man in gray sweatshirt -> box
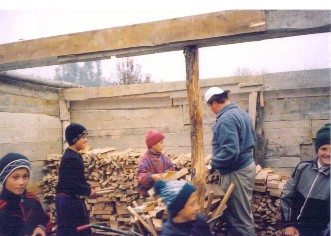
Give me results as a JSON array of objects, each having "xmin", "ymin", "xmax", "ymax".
[{"xmin": 205, "ymin": 87, "xmax": 257, "ymax": 236}]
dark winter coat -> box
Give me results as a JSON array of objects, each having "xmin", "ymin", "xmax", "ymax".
[
  {"xmin": 0, "ymin": 188, "xmax": 52, "ymax": 236},
  {"xmin": 55, "ymin": 148, "xmax": 91, "ymax": 196}
]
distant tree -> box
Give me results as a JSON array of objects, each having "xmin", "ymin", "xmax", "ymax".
[
  {"xmin": 110, "ymin": 58, "xmax": 153, "ymax": 85},
  {"xmin": 54, "ymin": 61, "xmax": 103, "ymax": 87},
  {"xmin": 55, "ymin": 63, "xmax": 80, "ymax": 84},
  {"xmin": 54, "ymin": 58, "xmax": 153, "ymax": 86},
  {"xmin": 234, "ymin": 66, "xmax": 268, "ymax": 76},
  {"xmin": 234, "ymin": 67, "xmax": 252, "ymax": 76}
]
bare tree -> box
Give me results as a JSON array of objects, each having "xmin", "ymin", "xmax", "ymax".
[
  {"xmin": 110, "ymin": 58, "xmax": 153, "ymax": 85},
  {"xmin": 234, "ymin": 67, "xmax": 252, "ymax": 76},
  {"xmin": 234, "ymin": 66, "xmax": 268, "ymax": 76}
]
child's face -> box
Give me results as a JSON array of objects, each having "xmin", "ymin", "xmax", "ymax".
[
  {"xmin": 75, "ymin": 134, "xmax": 88, "ymax": 151},
  {"xmin": 151, "ymin": 139, "xmax": 164, "ymax": 152},
  {"xmin": 176, "ymin": 191, "xmax": 200, "ymax": 222},
  {"xmin": 5, "ymin": 168, "xmax": 30, "ymax": 195},
  {"xmin": 318, "ymin": 144, "xmax": 330, "ymax": 167}
]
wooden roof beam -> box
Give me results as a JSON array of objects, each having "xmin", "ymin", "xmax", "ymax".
[{"xmin": 0, "ymin": 10, "xmax": 330, "ymax": 71}]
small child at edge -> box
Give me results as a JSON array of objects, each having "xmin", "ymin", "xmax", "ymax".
[
  {"xmin": 154, "ymin": 180, "xmax": 213, "ymax": 236},
  {"xmin": 0, "ymin": 153, "xmax": 52, "ymax": 236}
]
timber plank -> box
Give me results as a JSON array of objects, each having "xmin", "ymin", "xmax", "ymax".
[
  {"xmin": 71, "ymin": 107, "xmax": 184, "ymax": 130},
  {"xmin": 71, "ymin": 96, "xmax": 172, "ymax": 111},
  {"xmin": 0, "ymin": 94, "xmax": 59, "ymax": 116},
  {"xmin": 0, "ymin": 11, "xmax": 266, "ymax": 71}
]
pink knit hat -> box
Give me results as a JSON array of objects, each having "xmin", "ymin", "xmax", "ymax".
[{"xmin": 145, "ymin": 130, "xmax": 165, "ymax": 148}]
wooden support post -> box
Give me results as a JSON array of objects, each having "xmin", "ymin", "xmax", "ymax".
[
  {"xmin": 249, "ymin": 91, "xmax": 258, "ymax": 129},
  {"xmin": 59, "ymin": 97, "xmax": 70, "ymax": 152},
  {"xmin": 184, "ymin": 45, "xmax": 206, "ymax": 213}
]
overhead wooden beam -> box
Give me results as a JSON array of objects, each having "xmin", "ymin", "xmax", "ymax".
[
  {"xmin": 0, "ymin": 10, "xmax": 266, "ymax": 71},
  {"xmin": 0, "ymin": 10, "xmax": 330, "ymax": 72}
]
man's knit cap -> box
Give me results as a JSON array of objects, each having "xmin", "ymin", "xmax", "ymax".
[
  {"xmin": 154, "ymin": 180, "xmax": 195, "ymax": 218},
  {"xmin": 145, "ymin": 130, "xmax": 165, "ymax": 148},
  {"xmin": 315, "ymin": 123, "xmax": 330, "ymax": 153},
  {"xmin": 65, "ymin": 123, "xmax": 88, "ymax": 146},
  {"xmin": 0, "ymin": 153, "xmax": 31, "ymax": 186}
]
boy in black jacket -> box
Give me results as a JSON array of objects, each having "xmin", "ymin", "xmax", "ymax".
[
  {"xmin": 55, "ymin": 123, "xmax": 96, "ymax": 236},
  {"xmin": 0, "ymin": 152, "xmax": 52, "ymax": 236},
  {"xmin": 154, "ymin": 180, "xmax": 212, "ymax": 236}
]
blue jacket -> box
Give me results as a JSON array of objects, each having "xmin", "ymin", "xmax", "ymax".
[{"xmin": 211, "ymin": 102, "xmax": 256, "ymax": 174}]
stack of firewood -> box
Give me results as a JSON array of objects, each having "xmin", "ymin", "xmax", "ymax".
[
  {"xmin": 40, "ymin": 154, "xmax": 61, "ymax": 222},
  {"xmin": 40, "ymin": 148, "xmax": 291, "ymax": 235},
  {"xmin": 40, "ymin": 147, "xmax": 143, "ymax": 228},
  {"xmin": 40, "ymin": 147, "xmax": 222, "ymax": 233},
  {"xmin": 252, "ymin": 165, "xmax": 290, "ymax": 236},
  {"xmin": 254, "ymin": 165, "xmax": 290, "ymax": 197},
  {"xmin": 127, "ymin": 173, "xmax": 227, "ymax": 236},
  {"xmin": 252, "ymin": 192, "xmax": 282, "ymax": 236}
]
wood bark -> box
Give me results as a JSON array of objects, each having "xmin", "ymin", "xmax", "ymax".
[{"xmin": 184, "ymin": 45, "xmax": 206, "ymax": 213}]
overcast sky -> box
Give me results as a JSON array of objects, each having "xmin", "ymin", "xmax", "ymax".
[{"xmin": 0, "ymin": 1, "xmax": 330, "ymax": 82}]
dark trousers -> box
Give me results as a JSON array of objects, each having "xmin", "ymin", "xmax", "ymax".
[{"xmin": 55, "ymin": 194, "xmax": 91, "ymax": 236}]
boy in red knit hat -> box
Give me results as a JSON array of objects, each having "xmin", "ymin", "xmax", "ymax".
[{"xmin": 137, "ymin": 130, "xmax": 175, "ymax": 196}]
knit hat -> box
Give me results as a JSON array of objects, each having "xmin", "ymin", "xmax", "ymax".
[
  {"xmin": 315, "ymin": 123, "xmax": 330, "ymax": 153},
  {"xmin": 65, "ymin": 123, "xmax": 88, "ymax": 146},
  {"xmin": 0, "ymin": 153, "xmax": 31, "ymax": 186},
  {"xmin": 154, "ymin": 180, "xmax": 196, "ymax": 218},
  {"xmin": 145, "ymin": 130, "xmax": 165, "ymax": 148}
]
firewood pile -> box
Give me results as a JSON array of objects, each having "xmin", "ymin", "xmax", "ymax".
[
  {"xmin": 41, "ymin": 147, "xmax": 143, "ymax": 229},
  {"xmin": 40, "ymin": 147, "xmax": 290, "ymax": 235},
  {"xmin": 252, "ymin": 166, "xmax": 290, "ymax": 236},
  {"xmin": 40, "ymin": 148, "xmax": 222, "ymax": 234}
]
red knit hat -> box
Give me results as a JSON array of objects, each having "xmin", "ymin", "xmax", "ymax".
[{"xmin": 145, "ymin": 130, "xmax": 165, "ymax": 148}]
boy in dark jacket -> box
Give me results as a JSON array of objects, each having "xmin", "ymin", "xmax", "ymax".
[
  {"xmin": 280, "ymin": 124, "xmax": 330, "ymax": 236},
  {"xmin": 0, "ymin": 152, "xmax": 52, "ymax": 236},
  {"xmin": 137, "ymin": 130, "xmax": 174, "ymax": 196},
  {"xmin": 55, "ymin": 123, "xmax": 96, "ymax": 236},
  {"xmin": 154, "ymin": 180, "xmax": 212, "ymax": 236}
]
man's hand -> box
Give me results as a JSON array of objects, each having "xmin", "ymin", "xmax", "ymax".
[
  {"xmin": 32, "ymin": 226, "xmax": 46, "ymax": 236},
  {"xmin": 284, "ymin": 226, "xmax": 300, "ymax": 236}
]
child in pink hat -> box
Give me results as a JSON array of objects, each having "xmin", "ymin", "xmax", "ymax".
[{"xmin": 136, "ymin": 130, "xmax": 175, "ymax": 196}]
